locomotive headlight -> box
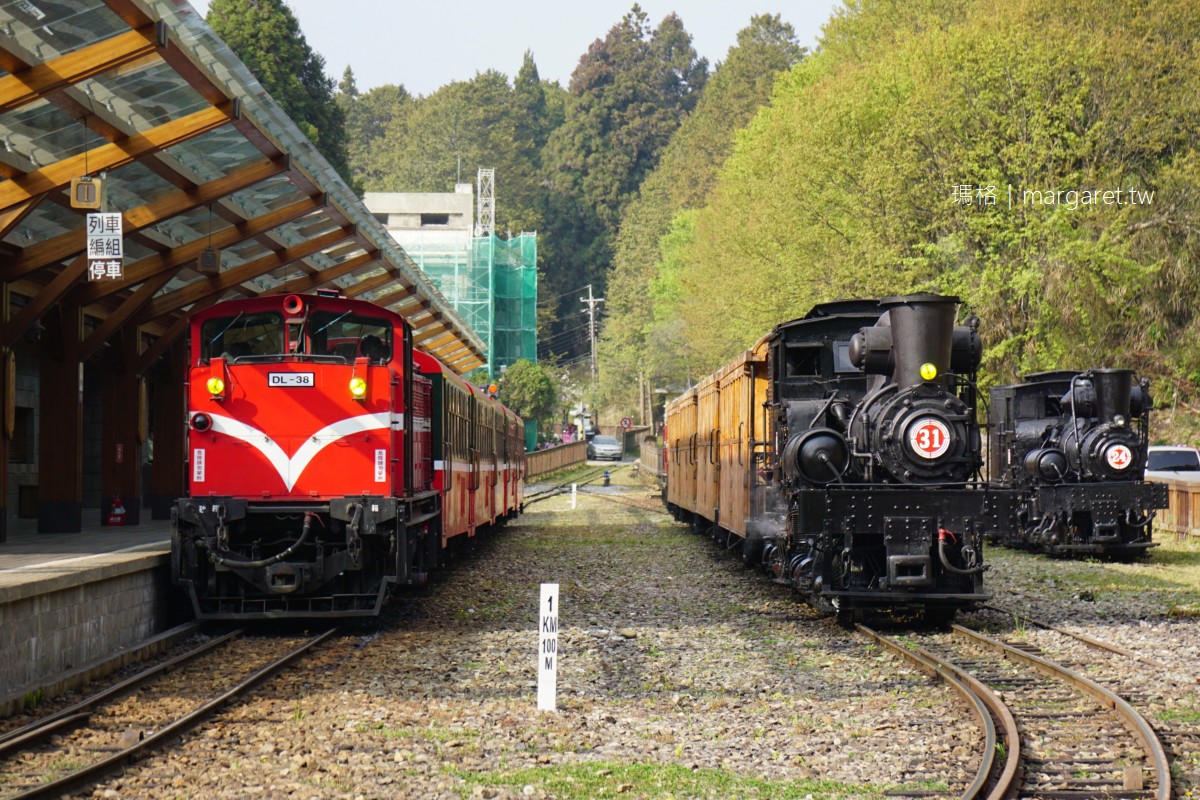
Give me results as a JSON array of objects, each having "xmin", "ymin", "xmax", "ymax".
[
  {"xmin": 919, "ymin": 362, "xmax": 938, "ymax": 381},
  {"xmin": 1113, "ymin": 414, "xmax": 1126, "ymax": 427},
  {"xmin": 206, "ymin": 377, "xmax": 225, "ymax": 396},
  {"xmin": 349, "ymin": 376, "xmax": 368, "ymax": 399}
]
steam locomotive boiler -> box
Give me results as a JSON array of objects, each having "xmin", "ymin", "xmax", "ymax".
[
  {"xmin": 988, "ymin": 369, "xmax": 1167, "ymax": 558},
  {"xmin": 665, "ymin": 293, "xmax": 1013, "ymax": 623}
]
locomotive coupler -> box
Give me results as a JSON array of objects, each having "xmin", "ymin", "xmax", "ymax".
[
  {"xmin": 345, "ymin": 502, "xmax": 364, "ymax": 566},
  {"xmin": 216, "ymin": 503, "xmax": 229, "ymax": 552}
]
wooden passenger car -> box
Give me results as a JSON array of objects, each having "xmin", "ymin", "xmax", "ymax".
[{"xmin": 665, "ymin": 343, "xmax": 769, "ymax": 538}]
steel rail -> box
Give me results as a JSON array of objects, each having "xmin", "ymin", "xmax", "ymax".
[
  {"xmin": 858, "ymin": 624, "xmax": 1019, "ymax": 800},
  {"xmin": 982, "ymin": 603, "xmax": 1193, "ymax": 680},
  {"xmin": 9, "ymin": 627, "xmax": 339, "ymax": 800},
  {"xmin": 952, "ymin": 623, "xmax": 1171, "ymax": 800},
  {"xmin": 0, "ymin": 624, "xmax": 237, "ymax": 755},
  {"xmin": 522, "ymin": 466, "xmax": 621, "ymax": 506}
]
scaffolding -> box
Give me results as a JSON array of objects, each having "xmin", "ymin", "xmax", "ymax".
[
  {"xmin": 482, "ymin": 232, "xmax": 538, "ymax": 375},
  {"xmin": 403, "ymin": 230, "xmax": 537, "ymax": 377}
]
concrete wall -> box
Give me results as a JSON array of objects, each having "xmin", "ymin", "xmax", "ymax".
[
  {"xmin": 0, "ymin": 554, "xmax": 170, "ymax": 703},
  {"xmin": 363, "ymin": 187, "xmax": 474, "ymax": 233}
]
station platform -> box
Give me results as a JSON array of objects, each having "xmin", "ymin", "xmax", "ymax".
[{"xmin": 0, "ymin": 515, "xmax": 177, "ymax": 716}]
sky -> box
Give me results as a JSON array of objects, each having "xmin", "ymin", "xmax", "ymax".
[{"xmin": 187, "ymin": 0, "xmax": 846, "ymax": 97}]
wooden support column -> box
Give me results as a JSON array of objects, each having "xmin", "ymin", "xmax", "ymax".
[
  {"xmin": 148, "ymin": 338, "xmax": 186, "ymax": 519},
  {"xmin": 99, "ymin": 327, "xmax": 141, "ymax": 526},
  {"xmin": 37, "ymin": 305, "xmax": 83, "ymax": 533},
  {"xmin": 0, "ymin": 347, "xmax": 10, "ymax": 542}
]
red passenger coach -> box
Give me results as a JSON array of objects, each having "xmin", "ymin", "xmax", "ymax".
[{"xmin": 172, "ymin": 293, "xmax": 524, "ymax": 619}]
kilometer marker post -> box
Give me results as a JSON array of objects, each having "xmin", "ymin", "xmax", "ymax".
[{"xmin": 538, "ymin": 583, "xmax": 559, "ymax": 711}]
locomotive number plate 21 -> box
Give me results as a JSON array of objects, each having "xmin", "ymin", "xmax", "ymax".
[{"xmin": 268, "ymin": 372, "xmax": 314, "ymax": 387}]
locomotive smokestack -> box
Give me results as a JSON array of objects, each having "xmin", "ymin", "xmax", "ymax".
[
  {"xmin": 878, "ymin": 293, "xmax": 958, "ymax": 389},
  {"xmin": 1089, "ymin": 368, "xmax": 1134, "ymax": 422}
]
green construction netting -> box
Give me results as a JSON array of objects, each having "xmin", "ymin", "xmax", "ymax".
[{"xmin": 409, "ymin": 232, "xmax": 537, "ymax": 376}]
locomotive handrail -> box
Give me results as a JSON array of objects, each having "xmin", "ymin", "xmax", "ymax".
[{"xmin": 443, "ymin": 440, "xmax": 452, "ymax": 491}]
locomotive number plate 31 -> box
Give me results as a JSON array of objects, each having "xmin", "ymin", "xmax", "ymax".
[
  {"xmin": 268, "ymin": 372, "xmax": 314, "ymax": 387},
  {"xmin": 909, "ymin": 418, "xmax": 951, "ymax": 459}
]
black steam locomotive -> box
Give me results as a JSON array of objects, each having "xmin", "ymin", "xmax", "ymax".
[
  {"xmin": 988, "ymin": 370, "xmax": 1168, "ymax": 558},
  {"xmin": 665, "ymin": 293, "xmax": 1014, "ymax": 624}
]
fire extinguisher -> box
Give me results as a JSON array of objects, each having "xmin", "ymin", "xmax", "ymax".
[{"xmin": 107, "ymin": 497, "xmax": 127, "ymax": 526}]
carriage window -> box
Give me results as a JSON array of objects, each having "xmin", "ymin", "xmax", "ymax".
[
  {"xmin": 201, "ymin": 312, "xmax": 283, "ymax": 362},
  {"xmin": 310, "ymin": 311, "xmax": 392, "ymax": 363}
]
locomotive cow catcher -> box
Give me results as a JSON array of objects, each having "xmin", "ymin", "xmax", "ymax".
[
  {"xmin": 988, "ymin": 369, "xmax": 1168, "ymax": 559},
  {"xmin": 664, "ymin": 294, "xmax": 1014, "ymax": 624},
  {"xmin": 172, "ymin": 292, "xmax": 524, "ymax": 620}
]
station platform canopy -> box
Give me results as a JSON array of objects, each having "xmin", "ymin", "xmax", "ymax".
[{"xmin": 0, "ymin": 0, "xmax": 486, "ymax": 374}]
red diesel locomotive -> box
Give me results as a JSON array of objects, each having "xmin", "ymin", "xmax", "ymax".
[{"xmin": 171, "ymin": 292, "xmax": 524, "ymax": 619}]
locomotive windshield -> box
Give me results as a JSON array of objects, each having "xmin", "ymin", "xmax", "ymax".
[
  {"xmin": 310, "ymin": 311, "xmax": 392, "ymax": 363},
  {"xmin": 201, "ymin": 312, "xmax": 282, "ymax": 362},
  {"xmin": 199, "ymin": 309, "xmax": 393, "ymax": 364}
]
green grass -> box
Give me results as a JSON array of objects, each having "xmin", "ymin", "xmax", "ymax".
[
  {"xmin": 1157, "ymin": 707, "xmax": 1200, "ymax": 725},
  {"xmin": 528, "ymin": 462, "xmax": 603, "ymax": 485},
  {"xmin": 986, "ymin": 536, "xmax": 1200, "ymax": 603},
  {"xmin": 450, "ymin": 761, "xmax": 932, "ymax": 799}
]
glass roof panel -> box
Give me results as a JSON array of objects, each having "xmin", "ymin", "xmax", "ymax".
[
  {"xmin": 160, "ymin": 125, "xmax": 263, "ymax": 184},
  {"xmin": 103, "ymin": 160, "xmax": 177, "ymax": 213},
  {"xmin": 0, "ymin": 98, "xmax": 107, "ymax": 167},
  {"xmin": 222, "ymin": 236, "xmax": 270, "ymax": 265},
  {"xmin": 225, "ymin": 173, "xmax": 305, "ymax": 216},
  {"xmin": 122, "ymin": 235, "xmax": 159, "ymax": 263},
  {"xmin": 92, "ymin": 59, "xmax": 209, "ymax": 133},
  {"xmin": 6, "ymin": 197, "xmax": 78, "ymax": 246},
  {"xmin": 146, "ymin": 204, "xmax": 211, "ymax": 248},
  {"xmin": 0, "ymin": 1, "xmax": 128, "ymax": 62}
]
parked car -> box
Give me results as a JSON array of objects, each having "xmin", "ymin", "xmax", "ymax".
[
  {"xmin": 1145, "ymin": 445, "xmax": 1200, "ymax": 483},
  {"xmin": 587, "ymin": 435, "xmax": 623, "ymax": 461}
]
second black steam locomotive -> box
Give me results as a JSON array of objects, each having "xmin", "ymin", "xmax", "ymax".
[
  {"xmin": 665, "ymin": 293, "xmax": 1014, "ymax": 623},
  {"xmin": 988, "ymin": 369, "xmax": 1168, "ymax": 558}
]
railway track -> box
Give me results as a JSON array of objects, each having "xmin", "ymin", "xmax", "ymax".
[
  {"xmin": 976, "ymin": 606, "xmax": 1200, "ymax": 799},
  {"xmin": 577, "ymin": 486, "xmax": 667, "ymax": 514},
  {"xmin": 523, "ymin": 464, "xmax": 633, "ymax": 507},
  {"xmin": 860, "ymin": 623, "xmax": 1171, "ymax": 800},
  {"xmin": 0, "ymin": 627, "xmax": 338, "ymax": 799}
]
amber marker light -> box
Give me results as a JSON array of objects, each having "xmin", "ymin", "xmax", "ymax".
[
  {"xmin": 349, "ymin": 376, "xmax": 368, "ymax": 400},
  {"xmin": 206, "ymin": 376, "xmax": 225, "ymax": 396},
  {"xmin": 919, "ymin": 362, "xmax": 938, "ymax": 381}
]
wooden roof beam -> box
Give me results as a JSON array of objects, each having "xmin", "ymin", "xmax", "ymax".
[
  {"xmin": 138, "ymin": 224, "xmax": 354, "ymax": 321},
  {"xmin": 0, "ymin": 23, "xmax": 168, "ymax": 113},
  {"xmin": 0, "ymin": 102, "xmax": 236, "ymax": 213},
  {"xmin": 73, "ymin": 192, "xmax": 323, "ymax": 304},
  {"xmin": 272, "ymin": 250, "xmax": 379, "ymax": 295},
  {"xmin": 343, "ymin": 271, "xmax": 394, "ymax": 298},
  {"xmin": 3, "ymin": 155, "xmax": 288, "ymax": 280}
]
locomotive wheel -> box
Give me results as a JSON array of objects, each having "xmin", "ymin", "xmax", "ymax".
[
  {"xmin": 741, "ymin": 538, "xmax": 763, "ymax": 568},
  {"xmin": 835, "ymin": 607, "xmax": 864, "ymax": 629},
  {"xmin": 923, "ymin": 607, "xmax": 956, "ymax": 628}
]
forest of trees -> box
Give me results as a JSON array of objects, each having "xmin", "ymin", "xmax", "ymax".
[{"xmin": 212, "ymin": 0, "xmax": 1200, "ymax": 431}]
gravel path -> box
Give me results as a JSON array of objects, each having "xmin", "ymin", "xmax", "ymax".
[{"xmin": 59, "ymin": 476, "xmax": 1200, "ymax": 799}]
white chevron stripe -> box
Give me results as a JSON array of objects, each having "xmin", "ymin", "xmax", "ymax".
[{"xmin": 202, "ymin": 412, "xmax": 390, "ymax": 491}]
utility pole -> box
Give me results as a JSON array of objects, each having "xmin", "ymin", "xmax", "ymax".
[{"xmin": 580, "ymin": 284, "xmax": 604, "ymax": 381}]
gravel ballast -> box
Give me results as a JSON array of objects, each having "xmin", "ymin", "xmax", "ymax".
[{"xmin": 56, "ymin": 471, "xmax": 1200, "ymax": 798}]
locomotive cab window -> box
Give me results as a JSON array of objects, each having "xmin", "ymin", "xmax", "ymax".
[
  {"xmin": 783, "ymin": 343, "xmax": 823, "ymax": 377},
  {"xmin": 833, "ymin": 341, "xmax": 860, "ymax": 373},
  {"xmin": 201, "ymin": 312, "xmax": 283, "ymax": 362},
  {"xmin": 309, "ymin": 311, "xmax": 393, "ymax": 363}
]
